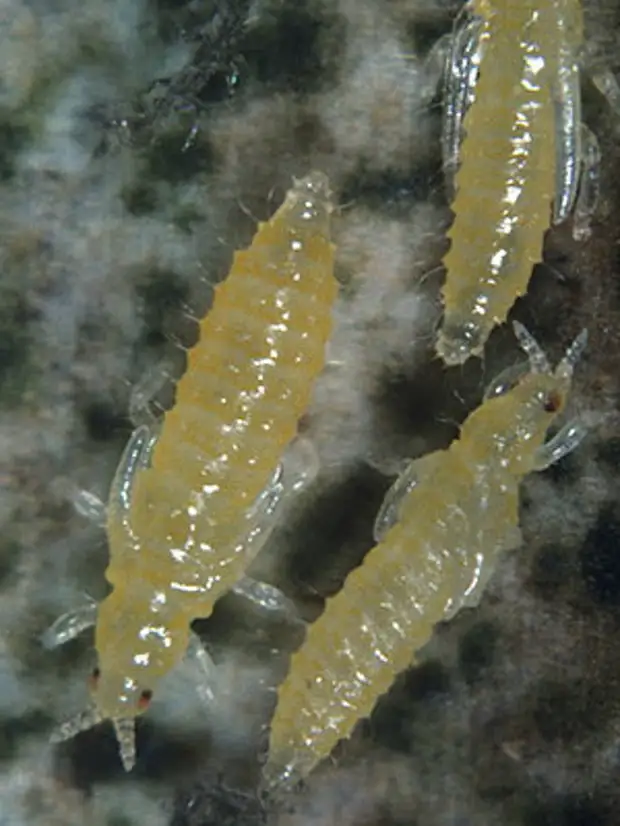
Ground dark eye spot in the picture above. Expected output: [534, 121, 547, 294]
[543, 390, 561, 412]
[138, 689, 153, 710]
[88, 667, 101, 690]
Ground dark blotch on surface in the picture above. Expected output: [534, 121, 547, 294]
[523, 793, 610, 826]
[0, 541, 20, 588]
[534, 679, 611, 744]
[580, 505, 620, 605]
[458, 620, 497, 684]
[0, 711, 50, 763]
[121, 182, 158, 216]
[82, 400, 127, 442]
[283, 465, 386, 598]
[144, 132, 215, 183]
[528, 543, 572, 596]
[52, 718, 206, 790]
[241, 3, 344, 94]
[0, 292, 38, 397]
[0, 118, 29, 181]
[135, 268, 190, 345]
[594, 436, 620, 468]
[339, 165, 440, 219]
[371, 660, 451, 752]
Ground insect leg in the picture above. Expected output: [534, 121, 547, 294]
[552, 51, 582, 223]
[484, 361, 530, 401]
[374, 450, 443, 542]
[441, 17, 484, 190]
[41, 598, 98, 649]
[533, 421, 588, 471]
[512, 322, 551, 374]
[571, 124, 601, 241]
[107, 424, 158, 520]
[555, 328, 588, 380]
[71, 488, 107, 527]
[128, 360, 174, 427]
[185, 631, 217, 705]
[231, 577, 301, 621]
[236, 436, 319, 562]
[590, 67, 620, 119]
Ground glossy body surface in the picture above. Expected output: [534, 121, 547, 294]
[47, 172, 338, 767]
[437, 0, 585, 365]
[264, 324, 587, 790]
[99, 172, 336, 717]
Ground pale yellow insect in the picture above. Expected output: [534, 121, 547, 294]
[43, 171, 338, 770]
[263, 322, 587, 790]
[436, 0, 598, 365]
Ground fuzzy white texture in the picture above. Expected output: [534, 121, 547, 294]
[322, 0, 439, 177]
[305, 202, 444, 475]
[0, 745, 169, 826]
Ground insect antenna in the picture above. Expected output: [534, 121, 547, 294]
[112, 717, 137, 771]
[512, 321, 551, 374]
[556, 328, 588, 380]
[50, 705, 103, 744]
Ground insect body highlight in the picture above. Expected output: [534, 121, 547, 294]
[436, 0, 591, 365]
[45, 171, 338, 769]
[263, 323, 587, 790]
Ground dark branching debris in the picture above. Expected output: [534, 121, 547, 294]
[92, 0, 252, 157]
[95, 0, 344, 167]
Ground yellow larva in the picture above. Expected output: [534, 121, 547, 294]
[263, 322, 587, 790]
[436, 0, 588, 365]
[44, 171, 338, 769]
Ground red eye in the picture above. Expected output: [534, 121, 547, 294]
[544, 391, 561, 413]
[137, 689, 153, 710]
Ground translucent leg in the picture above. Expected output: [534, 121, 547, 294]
[107, 425, 158, 525]
[484, 361, 530, 401]
[128, 360, 174, 427]
[590, 68, 620, 119]
[555, 328, 588, 381]
[512, 321, 551, 374]
[237, 436, 319, 563]
[185, 631, 217, 705]
[71, 488, 107, 527]
[572, 124, 601, 241]
[441, 18, 485, 190]
[41, 598, 97, 649]
[533, 420, 588, 472]
[552, 54, 582, 223]
[231, 576, 300, 620]
[445, 524, 521, 618]
[374, 450, 443, 542]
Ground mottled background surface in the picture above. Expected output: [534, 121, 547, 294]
[1, 0, 620, 824]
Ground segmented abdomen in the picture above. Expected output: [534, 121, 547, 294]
[107, 172, 337, 597]
[436, 2, 557, 365]
[264, 496, 475, 789]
